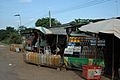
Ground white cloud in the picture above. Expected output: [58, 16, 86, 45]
[20, 0, 32, 3]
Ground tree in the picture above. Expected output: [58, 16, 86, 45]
[5, 27, 22, 44]
[69, 19, 90, 26]
[5, 27, 17, 38]
[0, 29, 7, 41]
[35, 17, 61, 28]
[6, 27, 16, 33]
[0, 26, 22, 44]
[9, 32, 22, 44]
[18, 26, 27, 35]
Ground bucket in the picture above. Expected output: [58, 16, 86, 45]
[16, 48, 20, 53]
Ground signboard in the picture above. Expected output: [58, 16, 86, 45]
[90, 40, 105, 46]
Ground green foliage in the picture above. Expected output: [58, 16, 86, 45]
[1, 38, 10, 44]
[6, 27, 16, 32]
[69, 18, 91, 26]
[18, 26, 31, 35]
[0, 29, 7, 41]
[18, 26, 27, 34]
[9, 33, 22, 44]
[0, 26, 22, 44]
[0, 18, 106, 45]
[35, 17, 61, 28]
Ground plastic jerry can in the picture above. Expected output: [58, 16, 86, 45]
[41, 53, 44, 65]
[30, 53, 35, 63]
[43, 54, 47, 64]
[34, 53, 38, 64]
[49, 55, 52, 65]
[46, 54, 50, 65]
[54, 55, 61, 66]
[27, 52, 31, 62]
[51, 55, 55, 65]
[29, 53, 33, 63]
[37, 53, 41, 64]
[26, 53, 29, 62]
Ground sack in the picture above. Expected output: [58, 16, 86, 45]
[55, 47, 60, 53]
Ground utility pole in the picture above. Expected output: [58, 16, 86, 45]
[49, 10, 51, 27]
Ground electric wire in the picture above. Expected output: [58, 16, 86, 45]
[52, 0, 113, 15]
[26, 0, 113, 26]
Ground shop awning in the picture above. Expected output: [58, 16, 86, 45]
[79, 19, 120, 39]
[35, 26, 52, 34]
[49, 27, 67, 35]
[79, 18, 120, 80]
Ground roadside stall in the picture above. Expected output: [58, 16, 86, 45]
[79, 19, 120, 80]
[62, 25, 105, 80]
[46, 27, 67, 68]
[64, 33, 105, 70]
[24, 27, 65, 70]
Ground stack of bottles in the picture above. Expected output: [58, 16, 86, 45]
[69, 37, 91, 46]
[69, 37, 81, 43]
[80, 46, 96, 58]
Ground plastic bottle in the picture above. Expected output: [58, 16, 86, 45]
[41, 53, 44, 65]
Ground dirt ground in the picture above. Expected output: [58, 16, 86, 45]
[0, 43, 110, 80]
[0, 44, 85, 80]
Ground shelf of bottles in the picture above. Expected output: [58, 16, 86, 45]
[64, 36, 105, 59]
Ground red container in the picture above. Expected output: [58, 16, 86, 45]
[82, 65, 102, 80]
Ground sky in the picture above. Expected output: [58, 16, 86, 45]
[0, 0, 120, 29]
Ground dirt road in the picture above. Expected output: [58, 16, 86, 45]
[0, 44, 84, 80]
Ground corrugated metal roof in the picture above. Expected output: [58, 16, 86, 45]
[49, 27, 67, 35]
[70, 33, 91, 37]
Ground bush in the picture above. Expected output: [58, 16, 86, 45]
[9, 34, 22, 44]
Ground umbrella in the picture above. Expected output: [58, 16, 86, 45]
[79, 19, 120, 39]
[79, 19, 120, 80]
[35, 26, 52, 34]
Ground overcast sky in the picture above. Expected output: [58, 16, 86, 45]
[0, 0, 120, 29]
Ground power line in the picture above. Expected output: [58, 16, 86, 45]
[23, 14, 48, 26]
[52, 0, 112, 15]
[23, 0, 113, 26]
[23, 20, 35, 26]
